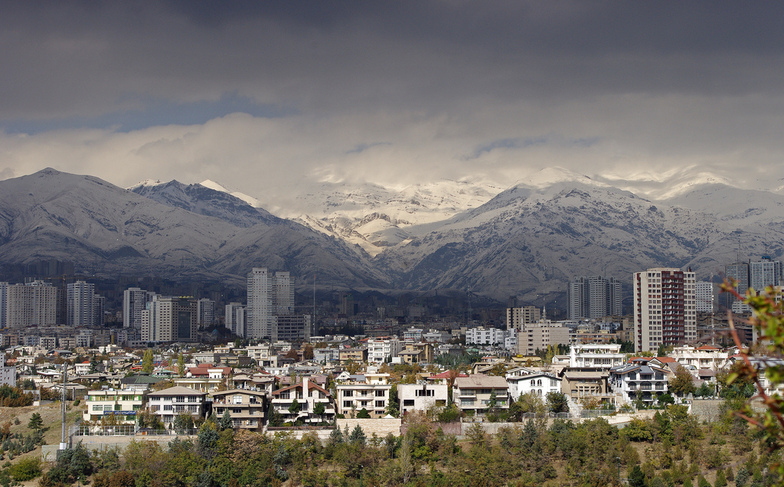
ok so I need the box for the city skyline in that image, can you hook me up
[2,2,784,209]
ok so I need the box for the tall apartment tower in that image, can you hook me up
[246,268,294,339]
[123,288,156,330]
[695,281,715,313]
[567,276,622,319]
[633,268,697,353]
[750,257,782,291]
[506,306,541,330]
[0,283,7,328]
[225,302,246,337]
[141,296,198,343]
[67,281,95,326]
[5,281,58,328]
[197,298,215,327]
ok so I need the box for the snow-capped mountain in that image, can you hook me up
[0,168,387,289]
[4,167,784,304]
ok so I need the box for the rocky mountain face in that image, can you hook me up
[2,168,784,305]
[0,169,387,290]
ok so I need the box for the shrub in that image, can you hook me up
[8,456,42,481]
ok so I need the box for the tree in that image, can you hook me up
[142,349,154,374]
[357,408,371,418]
[628,465,646,487]
[28,412,43,431]
[303,344,314,360]
[314,402,326,423]
[386,384,400,417]
[546,391,569,413]
[219,408,233,430]
[177,353,185,377]
[669,365,696,397]
[288,398,301,416]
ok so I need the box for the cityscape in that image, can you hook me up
[2,2,784,486]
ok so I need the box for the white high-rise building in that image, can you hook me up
[246,268,293,339]
[633,268,697,353]
[5,281,57,328]
[123,287,156,330]
[695,281,716,313]
[67,281,95,326]
[0,282,8,328]
[750,258,782,292]
[225,302,246,337]
[197,298,215,327]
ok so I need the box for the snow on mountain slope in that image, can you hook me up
[0,169,389,289]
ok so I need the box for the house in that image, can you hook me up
[146,386,207,427]
[210,389,266,430]
[270,377,334,424]
[336,373,392,418]
[670,345,729,371]
[506,373,561,400]
[569,344,625,369]
[398,383,449,415]
[609,362,670,405]
[453,374,509,415]
[83,389,145,424]
[339,347,368,365]
[559,368,611,402]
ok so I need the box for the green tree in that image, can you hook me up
[28,412,43,431]
[142,349,154,374]
[386,384,400,417]
[546,391,569,413]
[219,409,233,430]
[669,365,696,397]
[314,402,326,422]
[628,464,646,487]
[177,353,185,377]
[357,408,371,418]
[288,398,301,416]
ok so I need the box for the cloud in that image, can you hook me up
[2,1,784,202]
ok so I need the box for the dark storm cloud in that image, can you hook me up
[2,1,784,196]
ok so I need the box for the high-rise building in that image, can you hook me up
[67,281,95,326]
[567,276,622,319]
[750,257,782,291]
[695,281,716,313]
[4,281,58,328]
[246,268,293,339]
[123,288,156,330]
[197,298,215,327]
[225,302,246,337]
[506,306,541,330]
[633,268,697,353]
[0,283,7,329]
[141,296,198,343]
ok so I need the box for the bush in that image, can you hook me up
[8,456,42,481]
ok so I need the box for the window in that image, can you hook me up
[343,390,353,397]
[343,401,353,408]
[403,400,415,407]
[375,400,385,408]
[375,390,385,397]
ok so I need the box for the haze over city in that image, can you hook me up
[2,1,784,212]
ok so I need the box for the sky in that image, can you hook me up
[2,1,784,207]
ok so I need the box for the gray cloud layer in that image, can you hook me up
[2,1,784,202]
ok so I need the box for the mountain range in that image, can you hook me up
[2,167,784,307]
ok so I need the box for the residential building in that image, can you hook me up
[339,347,368,365]
[507,306,541,330]
[466,327,506,346]
[398,343,434,365]
[398,383,449,415]
[336,373,392,418]
[83,389,145,424]
[403,327,424,342]
[609,361,669,405]
[695,281,716,313]
[0,354,15,387]
[146,386,207,427]
[271,314,313,342]
[506,373,561,401]
[225,303,246,337]
[560,369,611,402]
[246,268,294,339]
[569,344,625,369]
[670,345,729,371]
[210,389,266,430]
[5,281,57,328]
[141,296,198,343]
[750,257,782,291]
[123,287,156,330]
[633,268,697,353]
[453,375,509,415]
[567,276,623,319]
[197,298,215,327]
[367,337,402,364]
[726,262,750,313]
[269,377,334,423]
[515,323,570,356]
[67,281,95,327]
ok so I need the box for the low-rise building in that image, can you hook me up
[146,386,207,427]
[398,383,449,415]
[569,343,625,369]
[336,374,392,418]
[83,388,145,424]
[609,362,670,405]
[506,373,561,400]
[453,374,509,415]
[270,377,334,424]
[211,389,266,430]
[367,337,402,364]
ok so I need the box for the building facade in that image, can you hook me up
[123,287,156,330]
[633,268,697,353]
[246,268,294,339]
[567,276,623,319]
